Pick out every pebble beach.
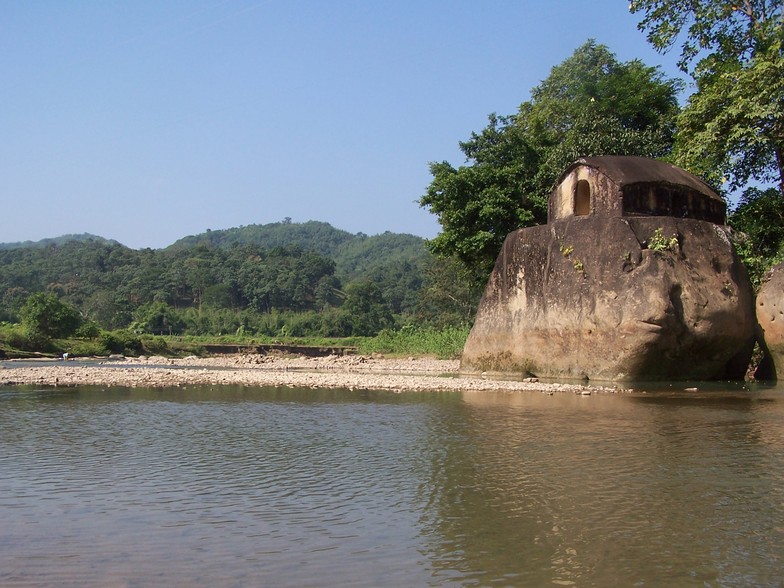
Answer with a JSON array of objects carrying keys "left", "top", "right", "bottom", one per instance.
[{"left": 0, "top": 353, "right": 614, "bottom": 394}]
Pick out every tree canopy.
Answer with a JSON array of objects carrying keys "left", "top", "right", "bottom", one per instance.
[
  {"left": 0, "top": 224, "right": 475, "bottom": 340},
  {"left": 631, "top": 0, "right": 784, "bottom": 192},
  {"left": 729, "top": 186, "right": 784, "bottom": 285},
  {"left": 20, "top": 292, "right": 82, "bottom": 343},
  {"left": 419, "top": 41, "right": 682, "bottom": 281}
]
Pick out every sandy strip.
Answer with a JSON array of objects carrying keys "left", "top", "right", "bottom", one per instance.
[{"left": 0, "top": 354, "right": 618, "bottom": 394}]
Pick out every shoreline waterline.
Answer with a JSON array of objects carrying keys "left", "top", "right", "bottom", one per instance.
[{"left": 0, "top": 353, "right": 620, "bottom": 394}]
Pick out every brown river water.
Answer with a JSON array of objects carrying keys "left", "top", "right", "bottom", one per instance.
[{"left": 1, "top": 383, "right": 783, "bottom": 587}]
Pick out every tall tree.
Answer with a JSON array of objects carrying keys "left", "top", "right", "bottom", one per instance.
[
  {"left": 420, "top": 41, "right": 682, "bottom": 282},
  {"left": 631, "top": 0, "right": 784, "bottom": 192},
  {"left": 420, "top": 114, "right": 539, "bottom": 285}
]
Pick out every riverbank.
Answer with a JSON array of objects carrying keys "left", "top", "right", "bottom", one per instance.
[{"left": 0, "top": 353, "right": 617, "bottom": 394}]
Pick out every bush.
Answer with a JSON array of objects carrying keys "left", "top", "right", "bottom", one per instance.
[
  {"left": 357, "top": 325, "right": 470, "bottom": 359},
  {"left": 75, "top": 320, "right": 101, "bottom": 339},
  {"left": 100, "top": 330, "right": 143, "bottom": 355},
  {"left": 20, "top": 292, "right": 82, "bottom": 341},
  {"left": 140, "top": 336, "right": 170, "bottom": 356},
  {"left": 65, "top": 339, "right": 110, "bottom": 357},
  {"left": 0, "top": 322, "right": 35, "bottom": 352}
]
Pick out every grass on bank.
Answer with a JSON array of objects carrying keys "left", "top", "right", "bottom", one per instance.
[{"left": 0, "top": 322, "right": 470, "bottom": 361}]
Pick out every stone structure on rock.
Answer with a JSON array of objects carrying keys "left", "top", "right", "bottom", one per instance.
[
  {"left": 754, "top": 263, "right": 784, "bottom": 380},
  {"left": 461, "top": 156, "right": 756, "bottom": 381}
]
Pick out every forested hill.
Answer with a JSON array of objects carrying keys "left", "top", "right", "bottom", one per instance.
[
  {"left": 0, "top": 233, "right": 119, "bottom": 250},
  {"left": 167, "top": 220, "right": 356, "bottom": 256},
  {"left": 166, "top": 220, "right": 429, "bottom": 280},
  {"left": 0, "top": 221, "right": 451, "bottom": 336},
  {"left": 0, "top": 221, "right": 429, "bottom": 281}
]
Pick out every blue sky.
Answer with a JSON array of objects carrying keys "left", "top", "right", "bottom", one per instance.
[{"left": 1, "top": 1, "right": 685, "bottom": 249}]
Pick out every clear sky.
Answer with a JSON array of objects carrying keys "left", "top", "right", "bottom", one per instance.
[{"left": 1, "top": 0, "right": 685, "bottom": 249}]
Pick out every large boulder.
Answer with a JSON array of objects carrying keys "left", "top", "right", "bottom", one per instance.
[
  {"left": 755, "top": 263, "right": 784, "bottom": 379},
  {"left": 461, "top": 216, "right": 756, "bottom": 381}
]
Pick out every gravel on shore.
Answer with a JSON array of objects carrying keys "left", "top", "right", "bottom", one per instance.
[{"left": 0, "top": 353, "right": 619, "bottom": 394}]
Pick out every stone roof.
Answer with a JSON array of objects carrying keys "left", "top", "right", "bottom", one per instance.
[{"left": 557, "top": 155, "right": 722, "bottom": 202}]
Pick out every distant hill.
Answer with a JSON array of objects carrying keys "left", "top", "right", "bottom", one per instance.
[
  {"left": 0, "top": 233, "right": 120, "bottom": 250},
  {"left": 166, "top": 220, "right": 356, "bottom": 256},
  {"left": 332, "top": 231, "right": 428, "bottom": 278},
  {"left": 167, "top": 220, "right": 430, "bottom": 280},
  {"left": 0, "top": 220, "right": 431, "bottom": 290},
  {"left": 0, "top": 221, "right": 437, "bottom": 331},
  {"left": 0, "top": 223, "right": 430, "bottom": 279}
]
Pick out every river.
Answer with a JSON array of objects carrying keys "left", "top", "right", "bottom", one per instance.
[{"left": 1, "top": 383, "right": 783, "bottom": 587}]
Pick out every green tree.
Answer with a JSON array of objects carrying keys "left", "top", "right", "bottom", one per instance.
[
  {"left": 420, "top": 41, "right": 682, "bottom": 282},
  {"left": 20, "top": 292, "right": 82, "bottom": 341},
  {"left": 236, "top": 246, "right": 337, "bottom": 313},
  {"left": 414, "top": 256, "right": 483, "bottom": 327},
  {"left": 729, "top": 187, "right": 784, "bottom": 286},
  {"left": 341, "top": 280, "right": 394, "bottom": 336},
  {"left": 421, "top": 114, "right": 540, "bottom": 282},
  {"left": 131, "top": 302, "right": 185, "bottom": 336},
  {"left": 363, "top": 260, "right": 423, "bottom": 315},
  {"left": 521, "top": 41, "right": 681, "bottom": 186},
  {"left": 631, "top": 1, "right": 784, "bottom": 192}
]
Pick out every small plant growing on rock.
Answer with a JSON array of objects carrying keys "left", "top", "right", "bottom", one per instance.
[
  {"left": 647, "top": 228, "right": 679, "bottom": 253},
  {"left": 558, "top": 242, "right": 585, "bottom": 275},
  {"left": 560, "top": 243, "right": 574, "bottom": 257}
]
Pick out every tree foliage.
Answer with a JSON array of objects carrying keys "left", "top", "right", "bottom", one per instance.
[
  {"left": 167, "top": 220, "right": 357, "bottom": 256},
  {"left": 729, "top": 187, "right": 784, "bottom": 286},
  {"left": 420, "top": 41, "right": 682, "bottom": 281},
  {"left": 414, "top": 255, "right": 483, "bottom": 328},
  {"left": 521, "top": 41, "right": 681, "bottom": 184},
  {"left": 631, "top": 0, "right": 784, "bottom": 192},
  {"left": 20, "top": 292, "right": 82, "bottom": 342},
  {"left": 0, "top": 224, "right": 438, "bottom": 339},
  {"left": 341, "top": 280, "right": 395, "bottom": 336},
  {"left": 421, "top": 115, "right": 539, "bottom": 282}
]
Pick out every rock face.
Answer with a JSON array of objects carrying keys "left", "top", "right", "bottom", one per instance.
[
  {"left": 755, "top": 263, "right": 784, "bottom": 379},
  {"left": 461, "top": 157, "right": 756, "bottom": 382}
]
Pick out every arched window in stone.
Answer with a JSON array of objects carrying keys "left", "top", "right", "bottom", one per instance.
[{"left": 574, "top": 179, "right": 591, "bottom": 216}]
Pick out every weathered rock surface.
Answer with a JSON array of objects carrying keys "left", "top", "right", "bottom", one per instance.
[
  {"left": 461, "top": 216, "right": 756, "bottom": 381},
  {"left": 755, "top": 262, "right": 784, "bottom": 379}
]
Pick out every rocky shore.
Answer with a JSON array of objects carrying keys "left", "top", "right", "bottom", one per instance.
[{"left": 0, "top": 353, "right": 617, "bottom": 394}]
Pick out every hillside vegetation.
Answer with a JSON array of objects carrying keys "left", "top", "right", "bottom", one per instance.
[
  {"left": 0, "top": 221, "right": 479, "bottom": 354},
  {"left": 0, "top": 233, "right": 119, "bottom": 250}
]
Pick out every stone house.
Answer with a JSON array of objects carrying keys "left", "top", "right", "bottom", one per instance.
[{"left": 548, "top": 155, "right": 726, "bottom": 224}]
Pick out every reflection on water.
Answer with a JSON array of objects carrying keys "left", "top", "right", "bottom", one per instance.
[{"left": 1, "top": 384, "right": 783, "bottom": 586}]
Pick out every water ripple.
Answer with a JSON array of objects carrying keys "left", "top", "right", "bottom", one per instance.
[{"left": 0, "top": 385, "right": 783, "bottom": 586}]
